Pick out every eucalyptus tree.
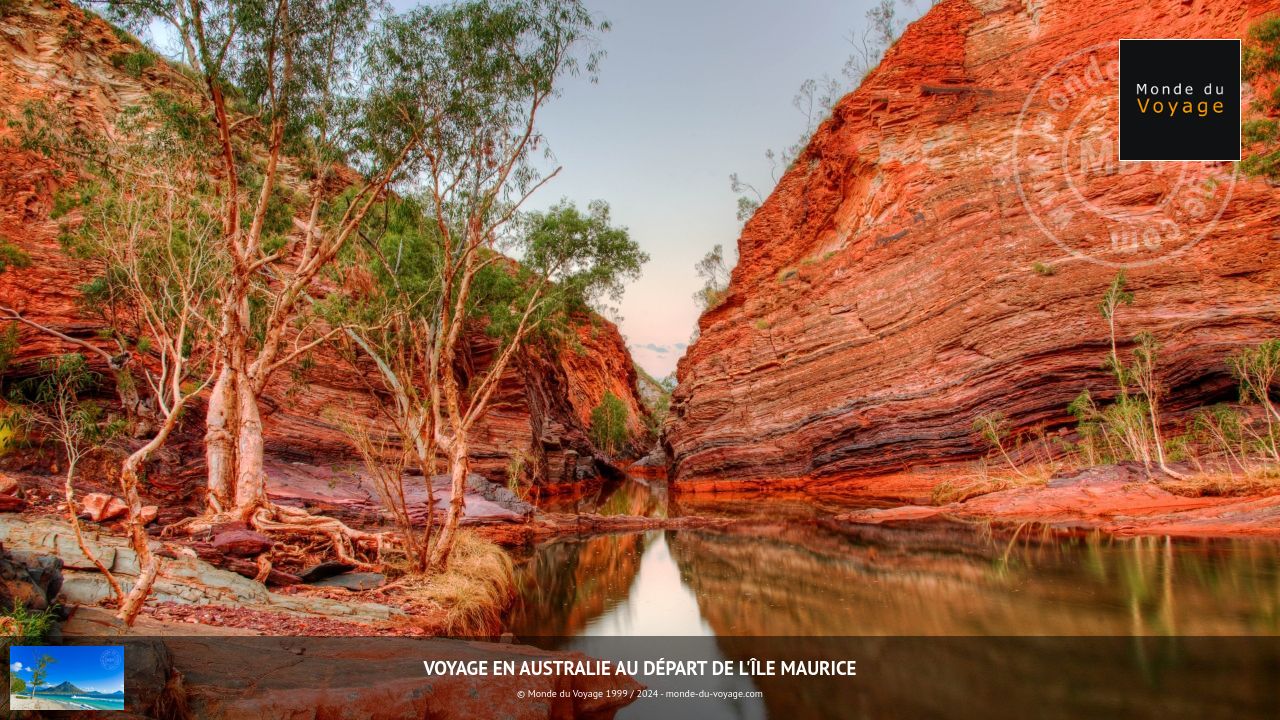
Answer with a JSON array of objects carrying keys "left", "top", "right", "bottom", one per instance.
[
  {"left": 10, "top": 94, "right": 227, "bottom": 623},
  {"left": 96, "top": 0, "right": 428, "bottom": 542},
  {"left": 11, "top": 355, "right": 126, "bottom": 604},
  {"left": 94, "top": 0, "right": 628, "bottom": 571},
  {"left": 345, "top": 0, "right": 640, "bottom": 569},
  {"left": 63, "top": 111, "right": 227, "bottom": 623},
  {"left": 347, "top": 195, "right": 643, "bottom": 569}
]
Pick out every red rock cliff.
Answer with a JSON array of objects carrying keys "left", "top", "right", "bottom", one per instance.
[
  {"left": 0, "top": 0, "right": 648, "bottom": 490},
  {"left": 668, "top": 0, "right": 1280, "bottom": 486}
]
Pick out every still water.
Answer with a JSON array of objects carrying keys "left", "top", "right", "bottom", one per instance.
[
  {"left": 510, "top": 477, "right": 1280, "bottom": 638},
  {"left": 506, "top": 478, "right": 1280, "bottom": 718}
]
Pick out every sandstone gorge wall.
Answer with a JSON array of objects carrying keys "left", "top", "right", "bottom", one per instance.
[
  {"left": 0, "top": 0, "right": 648, "bottom": 492},
  {"left": 667, "top": 0, "right": 1280, "bottom": 486}
]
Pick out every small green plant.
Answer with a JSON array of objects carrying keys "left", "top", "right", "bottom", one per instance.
[
  {"left": 10, "top": 355, "right": 126, "bottom": 600},
  {"left": 1069, "top": 273, "right": 1183, "bottom": 478},
  {"left": 0, "top": 238, "right": 31, "bottom": 273},
  {"left": 109, "top": 50, "right": 156, "bottom": 79},
  {"left": 1031, "top": 261, "right": 1056, "bottom": 276},
  {"left": 0, "top": 322, "right": 18, "bottom": 376},
  {"left": 1227, "top": 339, "right": 1280, "bottom": 461},
  {"left": 1, "top": 600, "right": 59, "bottom": 640},
  {"left": 1242, "top": 16, "right": 1280, "bottom": 179},
  {"left": 505, "top": 449, "right": 532, "bottom": 500},
  {"left": 692, "top": 244, "right": 731, "bottom": 311},
  {"left": 973, "top": 411, "right": 1027, "bottom": 478},
  {"left": 590, "top": 391, "right": 630, "bottom": 456},
  {"left": 754, "top": 318, "right": 770, "bottom": 330}
]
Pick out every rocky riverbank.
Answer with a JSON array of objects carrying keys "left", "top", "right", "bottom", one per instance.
[{"left": 833, "top": 465, "right": 1280, "bottom": 539}]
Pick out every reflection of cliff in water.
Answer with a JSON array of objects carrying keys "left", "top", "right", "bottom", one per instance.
[
  {"left": 507, "top": 532, "right": 649, "bottom": 638},
  {"left": 666, "top": 522, "right": 1280, "bottom": 636},
  {"left": 537, "top": 475, "right": 667, "bottom": 517},
  {"left": 666, "top": 524, "right": 1280, "bottom": 719}
]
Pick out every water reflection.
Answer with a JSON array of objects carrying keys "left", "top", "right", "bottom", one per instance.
[
  {"left": 536, "top": 475, "right": 668, "bottom": 517},
  {"left": 508, "top": 479, "right": 1280, "bottom": 718},
  {"left": 512, "top": 479, "right": 1280, "bottom": 637}
]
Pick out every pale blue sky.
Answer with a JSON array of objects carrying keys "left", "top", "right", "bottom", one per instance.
[{"left": 502, "top": 0, "right": 890, "bottom": 377}]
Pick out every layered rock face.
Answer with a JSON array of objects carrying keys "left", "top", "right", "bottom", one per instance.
[
  {"left": 668, "top": 0, "right": 1280, "bottom": 486},
  {"left": 0, "top": 1, "right": 647, "bottom": 491}
]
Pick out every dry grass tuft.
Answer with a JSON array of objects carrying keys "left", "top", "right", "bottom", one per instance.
[
  {"left": 1159, "top": 465, "right": 1280, "bottom": 498},
  {"left": 931, "top": 462, "right": 1057, "bottom": 505},
  {"left": 390, "top": 531, "right": 515, "bottom": 636}
]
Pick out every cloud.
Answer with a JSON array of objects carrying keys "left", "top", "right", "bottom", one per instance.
[
  {"left": 635, "top": 343, "right": 670, "bottom": 354},
  {"left": 10, "top": 662, "right": 21, "bottom": 672},
  {"left": 674, "top": 343, "right": 687, "bottom": 350}
]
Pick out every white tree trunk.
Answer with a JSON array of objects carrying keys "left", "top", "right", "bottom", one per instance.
[
  {"left": 233, "top": 377, "right": 267, "bottom": 520},
  {"left": 430, "top": 438, "right": 469, "bottom": 571},
  {"left": 204, "top": 368, "right": 236, "bottom": 513}
]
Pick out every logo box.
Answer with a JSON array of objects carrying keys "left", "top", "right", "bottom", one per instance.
[{"left": 1118, "top": 38, "right": 1241, "bottom": 161}]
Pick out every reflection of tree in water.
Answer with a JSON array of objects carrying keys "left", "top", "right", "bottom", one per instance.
[{"left": 507, "top": 532, "right": 651, "bottom": 639}]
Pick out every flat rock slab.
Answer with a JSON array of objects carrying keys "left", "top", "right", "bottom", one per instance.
[
  {"left": 0, "top": 516, "right": 403, "bottom": 623},
  {"left": 265, "top": 459, "right": 532, "bottom": 525},
  {"left": 309, "top": 572, "right": 385, "bottom": 591}
]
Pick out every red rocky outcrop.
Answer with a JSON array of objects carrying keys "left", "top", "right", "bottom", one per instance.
[{"left": 668, "top": 0, "right": 1280, "bottom": 487}]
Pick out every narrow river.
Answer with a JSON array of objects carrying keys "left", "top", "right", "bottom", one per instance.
[{"left": 505, "top": 476, "right": 1280, "bottom": 718}]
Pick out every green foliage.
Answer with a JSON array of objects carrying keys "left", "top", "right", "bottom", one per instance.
[
  {"left": 1065, "top": 275, "right": 1182, "bottom": 471},
  {"left": 693, "top": 243, "right": 731, "bottom": 311},
  {"left": 1191, "top": 404, "right": 1248, "bottom": 462},
  {"left": 1243, "top": 17, "right": 1280, "bottom": 79},
  {"left": 1098, "top": 271, "right": 1134, "bottom": 322},
  {"left": 348, "top": 195, "right": 643, "bottom": 353},
  {"left": 972, "top": 410, "right": 1029, "bottom": 477},
  {"left": 10, "top": 674, "right": 24, "bottom": 694},
  {"left": 1228, "top": 339, "right": 1280, "bottom": 405},
  {"left": 973, "top": 412, "right": 1011, "bottom": 448},
  {"left": 10, "top": 354, "right": 97, "bottom": 406},
  {"left": 1227, "top": 339, "right": 1280, "bottom": 461},
  {"left": 109, "top": 50, "right": 156, "bottom": 78},
  {"left": 0, "top": 323, "right": 17, "bottom": 377},
  {"left": 1031, "top": 261, "right": 1056, "bottom": 277},
  {"left": 149, "top": 93, "right": 217, "bottom": 149},
  {"left": 1243, "top": 16, "right": 1280, "bottom": 180},
  {"left": 518, "top": 200, "right": 646, "bottom": 324},
  {"left": 2, "top": 600, "right": 58, "bottom": 641},
  {"left": 8, "top": 354, "right": 125, "bottom": 447},
  {"left": 634, "top": 366, "right": 673, "bottom": 438},
  {"left": 590, "top": 391, "right": 629, "bottom": 456},
  {"left": 29, "top": 651, "right": 54, "bottom": 696},
  {"left": 0, "top": 238, "right": 31, "bottom": 273},
  {"left": 1243, "top": 118, "right": 1278, "bottom": 145}
]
